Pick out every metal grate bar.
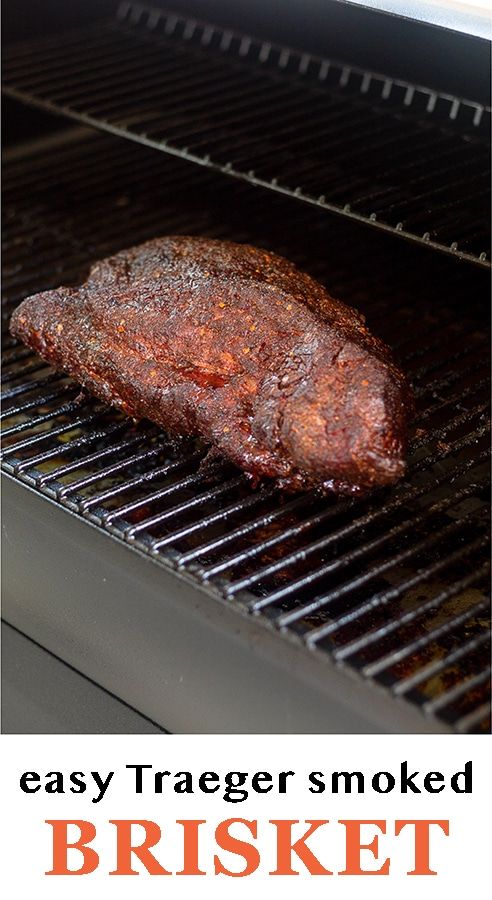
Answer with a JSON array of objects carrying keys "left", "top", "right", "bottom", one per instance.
[
  {"left": 363, "top": 601, "right": 490, "bottom": 711},
  {"left": 0, "top": 405, "right": 109, "bottom": 456},
  {"left": 248, "top": 506, "right": 487, "bottom": 617},
  {"left": 1, "top": 133, "right": 483, "bottom": 301},
  {"left": 1, "top": 346, "right": 33, "bottom": 365},
  {"left": 455, "top": 702, "right": 491, "bottom": 734},
  {"left": 413, "top": 359, "right": 488, "bottom": 402},
  {"left": 6, "top": 31, "right": 167, "bottom": 88},
  {"left": 411, "top": 632, "right": 491, "bottom": 698},
  {"left": 330, "top": 537, "right": 490, "bottom": 655},
  {"left": 277, "top": 485, "right": 489, "bottom": 631},
  {"left": 6, "top": 420, "right": 130, "bottom": 475},
  {"left": 111, "top": 0, "right": 487, "bottom": 131},
  {"left": 3, "top": 128, "right": 209, "bottom": 195},
  {"left": 0, "top": 371, "right": 66, "bottom": 402},
  {"left": 374, "top": 597, "right": 490, "bottom": 687},
  {"left": 417, "top": 379, "right": 490, "bottom": 423},
  {"left": 1, "top": 358, "right": 50, "bottom": 383},
  {"left": 198, "top": 398, "right": 489, "bottom": 579},
  {"left": 37, "top": 431, "right": 159, "bottom": 489},
  {"left": 338, "top": 565, "right": 490, "bottom": 671},
  {"left": 55, "top": 438, "right": 164, "bottom": 499},
  {"left": 410, "top": 338, "right": 484, "bottom": 383},
  {"left": 80, "top": 448, "right": 205, "bottom": 515},
  {"left": 1, "top": 397, "right": 97, "bottom": 438},
  {"left": 124, "top": 474, "right": 247, "bottom": 539},
  {"left": 98, "top": 459, "right": 221, "bottom": 526},
  {"left": 175, "top": 492, "right": 312, "bottom": 566},
  {"left": 153, "top": 486, "right": 277, "bottom": 552},
  {"left": 410, "top": 403, "right": 489, "bottom": 450},
  {"left": 3, "top": 4, "right": 490, "bottom": 265},
  {"left": 2, "top": 22, "right": 116, "bottom": 67},
  {"left": 399, "top": 635, "right": 491, "bottom": 703},
  {"left": 222, "top": 435, "right": 489, "bottom": 599},
  {"left": 0, "top": 382, "right": 77, "bottom": 421},
  {"left": 423, "top": 669, "right": 491, "bottom": 714},
  {"left": 174, "top": 406, "right": 483, "bottom": 578}
]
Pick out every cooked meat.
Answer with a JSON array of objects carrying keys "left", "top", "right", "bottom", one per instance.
[{"left": 10, "top": 236, "right": 413, "bottom": 493}]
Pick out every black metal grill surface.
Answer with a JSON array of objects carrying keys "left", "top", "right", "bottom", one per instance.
[
  {"left": 2, "top": 1, "right": 491, "bottom": 266},
  {"left": 2, "top": 129, "right": 490, "bottom": 733}
]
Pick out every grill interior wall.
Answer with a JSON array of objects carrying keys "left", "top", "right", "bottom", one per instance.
[{"left": 2, "top": 128, "right": 490, "bottom": 733}]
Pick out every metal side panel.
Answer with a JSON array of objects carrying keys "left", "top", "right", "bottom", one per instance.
[
  {"left": 1, "top": 475, "right": 451, "bottom": 733},
  {"left": 1, "top": 622, "right": 164, "bottom": 733}
]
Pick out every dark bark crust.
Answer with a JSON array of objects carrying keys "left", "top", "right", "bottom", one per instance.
[{"left": 10, "top": 236, "right": 413, "bottom": 493}]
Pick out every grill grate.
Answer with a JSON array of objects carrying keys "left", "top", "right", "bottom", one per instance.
[
  {"left": 2, "top": 129, "right": 491, "bottom": 733},
  {"left": 2, "top": 1, "right": 491, "bottom": 267}
]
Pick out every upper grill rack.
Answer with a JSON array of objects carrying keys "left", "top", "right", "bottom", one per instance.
[
  {"left": 2, "top": 1, "right": 491, "bottom": 267},
  {"left": 2, "top": 130, "right": 490, "bottom": 733}
]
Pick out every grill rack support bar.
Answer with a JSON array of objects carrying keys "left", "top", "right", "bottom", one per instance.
[{"left": 3, "top": 1, "right": 490, "bottom": 267}]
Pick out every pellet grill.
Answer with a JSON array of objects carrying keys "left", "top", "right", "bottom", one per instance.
[{"left": 2, "top": 0, "right": 491, "bottom": 733}]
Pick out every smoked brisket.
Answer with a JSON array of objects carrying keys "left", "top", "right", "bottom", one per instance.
[{"left": 10, "top": 236, "right": 413, "bottom": 493}]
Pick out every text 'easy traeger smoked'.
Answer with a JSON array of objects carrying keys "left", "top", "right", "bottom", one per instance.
[{"left": 19, "top": 761, "right": 472, "bottom": 804}]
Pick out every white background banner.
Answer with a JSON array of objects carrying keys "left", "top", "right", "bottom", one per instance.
[{"left": 0, "top": 733, "right": 490, "bottom": 897}]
